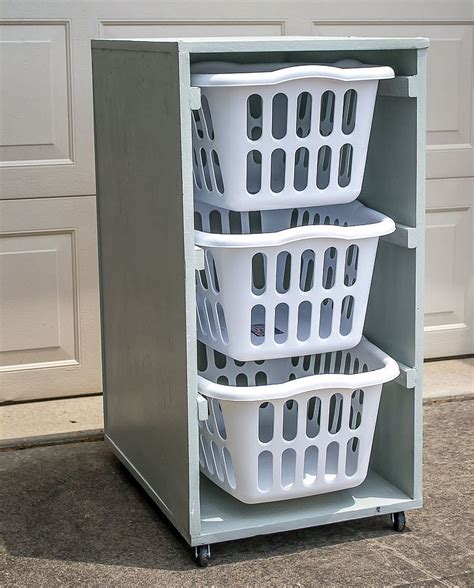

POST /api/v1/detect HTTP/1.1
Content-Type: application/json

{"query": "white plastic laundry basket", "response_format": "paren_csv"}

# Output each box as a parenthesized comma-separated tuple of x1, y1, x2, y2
(197, 337, 399, 504)
(191, 61, 394, 211)
(194, 201, 395, 361)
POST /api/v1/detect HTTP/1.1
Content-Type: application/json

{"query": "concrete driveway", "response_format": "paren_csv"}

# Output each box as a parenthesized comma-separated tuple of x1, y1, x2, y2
(1, 400, 472, 586)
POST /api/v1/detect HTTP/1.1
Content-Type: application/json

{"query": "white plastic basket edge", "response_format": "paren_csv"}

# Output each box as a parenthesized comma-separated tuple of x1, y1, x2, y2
(192, 63, 395, 87)
(194, 203, 396, 249)
(197, 337, 400, 402)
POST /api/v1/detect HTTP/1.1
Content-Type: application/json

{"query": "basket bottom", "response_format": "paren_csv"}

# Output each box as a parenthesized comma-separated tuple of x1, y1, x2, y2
(200, 466, 368, 504)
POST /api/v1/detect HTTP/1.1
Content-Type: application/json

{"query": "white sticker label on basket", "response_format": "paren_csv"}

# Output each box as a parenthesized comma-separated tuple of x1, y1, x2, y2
(251, 324, 283, 337)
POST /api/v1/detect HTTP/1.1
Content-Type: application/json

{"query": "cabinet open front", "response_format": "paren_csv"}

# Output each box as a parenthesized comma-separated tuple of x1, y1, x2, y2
(92, 37, 426, 555)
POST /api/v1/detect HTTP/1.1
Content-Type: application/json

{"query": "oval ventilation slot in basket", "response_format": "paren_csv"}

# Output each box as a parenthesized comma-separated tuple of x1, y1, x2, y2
(296, 92, 312, 138)
(319, 90, 335, 136)
(325, 442, 339, 481)
(205, 298, 217, 340)
(299, 249, 315, 292)
(193, 148, 203, 189)
(319, 298, 334, 339)
(306, 396, 321, 438)
(275, 303, 289, 344)
(247, 150, 262, 194)
(350, 389, 364, 429)
(323, 247, 337, 290)
(206, 251, 220, 292)
(211, 398, 227, 439)
(213, 349, 226, 369)
(303, 446, 318, 485)
(211, 441, 225, 481)
(294, 147, 309, 191)
(282, 400, 298, 441)
(200, 149, 213, 191)
(340, 295, 355, 336)
(316, 146, 331, 190)
(328, 393, 343, 434)
(201, 95, 215, 140)
(271, 149, 286, 193)
(255, 371, 267, 386)
(297, 301, 312, 341)
(247, 94, 263, 140)
(201, 437, 214, 475)
(281, 448, 296, 489)
(252, 252, 267, 295)
(276, 251, 292, 293)
(209, 209, 222, 233)
(272, 93, 288, 139)
(229, 210, 242, 234)
(338, 144, 353, 187)
(249, 210, 262, 234)
(251, 304, 266, 345)
(197, 340, 208, 372)
(344, 245, 359, 286)
(223, 447, 237, 488)
(258, 402, 274, 443)
(258, 451, 273, 492)
(192, 109, 204, 138)
(342, 89, 357, 135)
(345, 437, 360, 476)
(211, 150, 224, 193)
(216, 303, 228, 344)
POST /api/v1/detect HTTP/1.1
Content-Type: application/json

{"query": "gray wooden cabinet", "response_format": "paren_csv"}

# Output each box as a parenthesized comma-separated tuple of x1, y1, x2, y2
(92, 37, 427, 564)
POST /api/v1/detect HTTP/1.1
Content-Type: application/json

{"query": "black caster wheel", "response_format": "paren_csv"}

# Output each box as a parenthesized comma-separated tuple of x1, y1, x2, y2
(195, 544, 211, 568)
(391, 511, 406, 532)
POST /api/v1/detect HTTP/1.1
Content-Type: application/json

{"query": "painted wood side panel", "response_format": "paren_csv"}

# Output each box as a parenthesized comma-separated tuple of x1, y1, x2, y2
(92, 47, 192, 540)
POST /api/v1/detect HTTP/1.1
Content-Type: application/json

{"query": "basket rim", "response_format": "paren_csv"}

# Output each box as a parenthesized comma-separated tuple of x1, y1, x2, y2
(197, 337, 400, 401)
(191, 61, 395, 87)
(194, 202, 395, 248)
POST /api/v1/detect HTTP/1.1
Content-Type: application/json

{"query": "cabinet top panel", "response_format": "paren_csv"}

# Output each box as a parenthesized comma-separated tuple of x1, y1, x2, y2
(91, 36, 429, 54)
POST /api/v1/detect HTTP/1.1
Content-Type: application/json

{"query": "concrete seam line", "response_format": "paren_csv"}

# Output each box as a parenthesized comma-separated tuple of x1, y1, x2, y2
(0, 429, 104, 451)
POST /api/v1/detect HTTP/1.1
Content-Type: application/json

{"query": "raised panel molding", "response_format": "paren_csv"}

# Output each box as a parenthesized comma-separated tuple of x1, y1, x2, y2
(0, 13, 96, 199)
(424, 177, 474, 357)
(0, 41, 54, 147)
(424, 24, 473, 180)
(0, 196, 101, 401)
(0, 231, 77, 369)
(99, 19, 285, 38)
(0, 21, 73, 167)
(426, 38, 464, 136)
(311, 22, 474, 180)
(425, 208, 470, 326)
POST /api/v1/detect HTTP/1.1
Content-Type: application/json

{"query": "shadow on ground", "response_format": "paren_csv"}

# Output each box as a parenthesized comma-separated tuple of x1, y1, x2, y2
(0, 437, 405, 572)
(0, 401, 472, 585)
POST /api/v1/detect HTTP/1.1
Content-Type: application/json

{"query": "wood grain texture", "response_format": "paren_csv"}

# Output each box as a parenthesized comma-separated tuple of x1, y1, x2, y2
(92, 46, 193, 541)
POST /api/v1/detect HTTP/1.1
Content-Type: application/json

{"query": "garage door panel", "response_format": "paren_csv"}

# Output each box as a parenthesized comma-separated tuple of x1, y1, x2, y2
(0, 23, 71, 167)
(0, 196, 101, 401)
(0, 18, 96, 199)
(425, 177, 474, 357)
(0, 233, 77, 368)
(425, 209, 470, 324)
(424, 25, 473, 180)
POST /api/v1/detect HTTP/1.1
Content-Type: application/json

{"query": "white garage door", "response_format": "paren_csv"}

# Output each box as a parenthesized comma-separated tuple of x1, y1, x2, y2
(1, 1, 473, 401)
